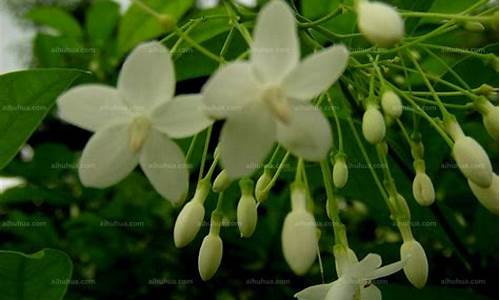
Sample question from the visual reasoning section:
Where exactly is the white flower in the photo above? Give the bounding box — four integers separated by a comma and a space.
468, 173, 499, 214
357, 0, 405, 48
400, 239, 428, 289
202, 0, 349, 178
362, 104, 386, 144
282, 185, 318, 275
198, 233, 223, 281
295, 253, 403, 300
57, 42, 212, 205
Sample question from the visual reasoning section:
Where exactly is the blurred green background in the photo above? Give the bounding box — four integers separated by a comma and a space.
0, 0, 498, 299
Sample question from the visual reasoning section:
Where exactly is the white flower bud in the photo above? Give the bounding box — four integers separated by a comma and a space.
333, 157, 349, 188
237, 194, 258, 237
362, 105, 386, 144
213, 169, 231, 192
282, 185, 317, 275
357, 0, 405, 48
381, 90, 403, 119
468, 173, 499, 214
198, 234, 223, 281
173, 201, 205, 248
400, 239, 428, 289
453, 136, 493, 187
255, 171, 272, 202
483, 106, 498, 139
412, 172, 435, 206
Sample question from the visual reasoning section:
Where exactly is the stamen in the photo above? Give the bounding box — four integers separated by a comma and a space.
128, 116, 151, 152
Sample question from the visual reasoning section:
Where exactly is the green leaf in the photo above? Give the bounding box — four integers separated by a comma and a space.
0, 249, 73, 300
117, 0, 194, 56
0, 69, 86, 170
85, 0, 121, 48
26, 7, 82, 37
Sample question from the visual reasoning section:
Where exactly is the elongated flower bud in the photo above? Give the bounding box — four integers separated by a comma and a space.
173, 201, 205, 248
237, 194, 258, 237
357, 0, 405, 47
362, 105, 386, 144
483, 105, 498, 139
453, 136, 493, 187
282, 185, 317, 275
412, 172, 435, 206
332, 156, 349, 188
463, 21, 485, 32
198, 234, 223, 281
381, 90, 403, 119
400, 239, 428, 289
255, 171, 272, 202
173, 183, 209, 247
213, 169, 231, 192
468, 173, 499, 214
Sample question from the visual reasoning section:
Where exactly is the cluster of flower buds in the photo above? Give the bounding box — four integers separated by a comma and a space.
281, 184, 318, 275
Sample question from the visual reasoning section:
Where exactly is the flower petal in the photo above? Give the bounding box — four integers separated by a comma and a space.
201, 62, 261, 119
325, 278, 357, 300
140, 130, 189, 205
295, 283, 333, 300
283, 45, 349, 101
360, 285, 382, 300
151, 94, 213, 139
219, 101, 276, 178
355, 254, 383, 275
79, 123, 139, 187
118, 42, 175, 112
251, 0, 299, 83
277, 102, 332, 161
366, 261, 403, 281
57, 84, 131, 132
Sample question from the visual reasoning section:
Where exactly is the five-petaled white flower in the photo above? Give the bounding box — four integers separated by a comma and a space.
202, 0, 349, 178
57, 42, 212, 205
295, 253, 403, 300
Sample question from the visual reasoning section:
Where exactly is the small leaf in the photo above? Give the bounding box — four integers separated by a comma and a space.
26, 7, 82, 37
85, 0, 121, 48
0, 249, 73, 300
0, 69, 87, 170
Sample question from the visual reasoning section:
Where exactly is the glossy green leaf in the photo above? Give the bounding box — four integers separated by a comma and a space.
26, 7, 82, 37
85, 0, 120, 48
0, 249, 73, 300
117, 0, 194, 56
0, 69, 86, 170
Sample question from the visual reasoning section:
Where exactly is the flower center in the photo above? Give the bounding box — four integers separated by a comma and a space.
262, 86, 291, 124
128, 116, 151, 153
